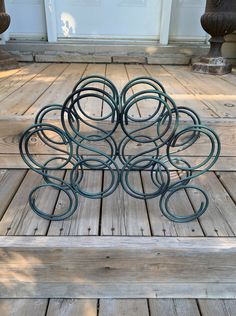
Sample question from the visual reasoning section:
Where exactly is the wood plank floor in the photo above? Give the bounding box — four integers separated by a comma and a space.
0, 170, 235, 238
0, 298, 236, 316
0, 63, 235, 118
0, 63, 235, 170
0, 170, 236, 314
0, 63, 235, 314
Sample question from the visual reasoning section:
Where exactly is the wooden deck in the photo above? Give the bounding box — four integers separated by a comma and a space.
0, 63, 236, 315
0, 169, 236, 314
0, 62, 235, 119
0, 63, 235, 169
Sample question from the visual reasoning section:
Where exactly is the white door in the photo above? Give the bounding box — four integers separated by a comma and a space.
5, 0, 47, 40
170, 0, 206, 42
3, 0, 207, 43
54, 0, 162, 40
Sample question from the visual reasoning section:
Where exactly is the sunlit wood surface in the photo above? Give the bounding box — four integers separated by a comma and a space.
0, 64, 235, 313
0, 63, 235, 170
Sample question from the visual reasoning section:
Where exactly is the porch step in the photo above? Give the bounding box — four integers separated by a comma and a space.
0, 167, 235, 299
1, 236, 236, 298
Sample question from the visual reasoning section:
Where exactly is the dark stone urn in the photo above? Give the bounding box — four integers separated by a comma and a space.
192, 0, 236, 75
0, 0, 10, 34
0, 0, 18, 69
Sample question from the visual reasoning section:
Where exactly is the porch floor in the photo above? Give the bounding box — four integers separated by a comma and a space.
0, 62, 235, 169
0, 63, 236, 315
0, 62, 235, 119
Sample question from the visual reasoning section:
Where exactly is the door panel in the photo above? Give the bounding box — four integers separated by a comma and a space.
55, 0, 162, 40
6, 0, 47, 39
169, 0, 206, 41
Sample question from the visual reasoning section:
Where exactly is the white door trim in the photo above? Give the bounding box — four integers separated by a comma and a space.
44, 0, 57, 42
160, 0, 173, 45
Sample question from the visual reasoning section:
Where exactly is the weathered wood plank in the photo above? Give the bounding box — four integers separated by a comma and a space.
100, 135, 149, 316
164, 66, 234, 95
174, 299, 201, 316
105, 63, 129, 93
0, 236, 236, 298
1, 298, 234, 315
0, 64, 68, 115
125, 64, 153, 118
0, 63, 234, 120
221, 69, 236, 86
0, 170, 64, 236
145, 65, 217, 119
149, 299, 178, 316
100, 299, 149, 316
80, 63, 106, 118
101, 171, 150, 236
0, 66, 22, 82
0, 116, 234, 156
144, 164, 203, 312
0, 63, 49, 102
149, 299, 200, 316
103, 63, 131, 116
0, 299, 48, 316
198, 299, 230, 316
216, 172, 236, 203
184, 157, 236, 171
47, 167, 100, 311
164, 66, 236, 118
48, 170, 102, 236
25, 63, 87, 116
2, 282, 236, 299
142, 172, 204, 237
223, 299, 236, 316
0, 116, 66, 155
187, 172, 236, 237
47, 299, 97, 316
0, 169, 26, 220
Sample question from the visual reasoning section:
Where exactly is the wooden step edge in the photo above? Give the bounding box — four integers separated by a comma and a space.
0, 236, 236, 299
